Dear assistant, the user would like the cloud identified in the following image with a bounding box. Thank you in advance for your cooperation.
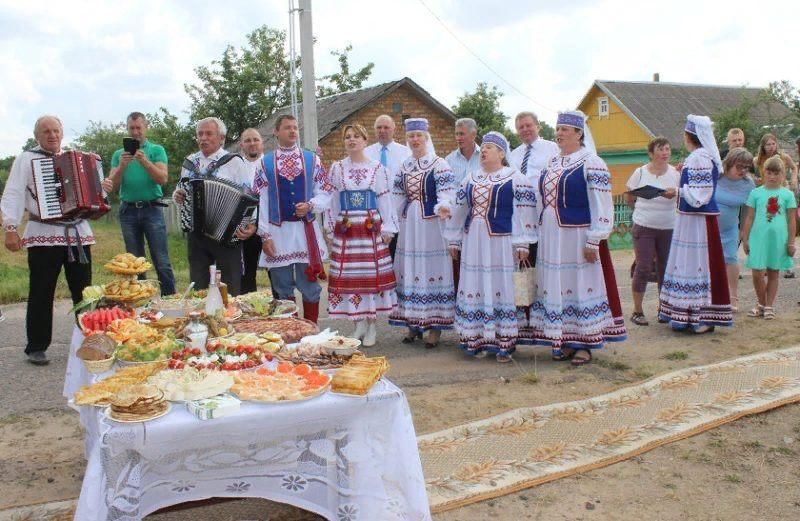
[0,0,797,156]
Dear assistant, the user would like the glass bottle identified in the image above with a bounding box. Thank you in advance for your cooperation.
[185,311,208,351]
[205,264,224,315]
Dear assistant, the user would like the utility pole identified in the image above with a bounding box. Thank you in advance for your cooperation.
[299,0,318,149]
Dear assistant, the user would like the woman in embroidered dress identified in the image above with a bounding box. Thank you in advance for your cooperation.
[527,110,626,366]
[658,115,733,333]
[326,124,398,346]
[389,118,456,348]
[445,132,536,363]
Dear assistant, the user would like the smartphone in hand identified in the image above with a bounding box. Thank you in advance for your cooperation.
[123,137,140,155]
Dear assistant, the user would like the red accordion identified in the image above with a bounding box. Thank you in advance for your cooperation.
[31,151,110,222]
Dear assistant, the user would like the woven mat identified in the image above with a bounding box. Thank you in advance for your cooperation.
[419,346,800,513]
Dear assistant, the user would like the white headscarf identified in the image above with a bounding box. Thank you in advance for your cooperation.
[556,110,596,155]
[404,118,436,157]
[686,114,722,171]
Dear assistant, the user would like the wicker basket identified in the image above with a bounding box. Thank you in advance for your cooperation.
[82,357,115,374]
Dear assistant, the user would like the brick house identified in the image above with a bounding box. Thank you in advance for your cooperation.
[246,77,458,167]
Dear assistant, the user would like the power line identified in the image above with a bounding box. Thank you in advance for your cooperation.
[416,0,558,113]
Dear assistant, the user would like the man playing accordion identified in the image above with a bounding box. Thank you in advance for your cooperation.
[1,115,94,365]
[173,117,255,296]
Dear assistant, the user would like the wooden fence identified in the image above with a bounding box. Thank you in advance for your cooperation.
[104,200,183,234]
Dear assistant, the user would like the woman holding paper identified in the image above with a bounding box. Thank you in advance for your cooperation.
[624,137,679,326]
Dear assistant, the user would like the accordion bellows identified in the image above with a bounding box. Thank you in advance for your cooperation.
[31,151,110,221]
[183,176,258,247]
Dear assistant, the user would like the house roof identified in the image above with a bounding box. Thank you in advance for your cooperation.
[579,80,795,147]
[239,77,456,153]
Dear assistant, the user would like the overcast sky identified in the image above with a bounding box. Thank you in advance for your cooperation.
[1,0,798,156]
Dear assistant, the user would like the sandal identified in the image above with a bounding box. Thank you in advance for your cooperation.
[763,307,775,320]
[425,330,442,349]
[692,325,715,334]
[784,270,795,279]
[630,312,649,326]
[747,304,764,318]
[730,297,739,313]
[552,347,576,361]
[496,353,512,363]
[571,349,592,366]
[401,331,422,344]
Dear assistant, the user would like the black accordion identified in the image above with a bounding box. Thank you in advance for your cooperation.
[185,176,259,247]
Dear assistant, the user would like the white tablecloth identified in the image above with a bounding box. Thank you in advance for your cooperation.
[66,328,432,521]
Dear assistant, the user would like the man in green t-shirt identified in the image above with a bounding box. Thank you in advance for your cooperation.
[102,112,176,295]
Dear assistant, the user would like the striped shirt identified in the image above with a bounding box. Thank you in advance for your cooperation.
[445,144,481,183]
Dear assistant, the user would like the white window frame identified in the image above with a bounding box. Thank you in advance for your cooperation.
[598,97,609,118]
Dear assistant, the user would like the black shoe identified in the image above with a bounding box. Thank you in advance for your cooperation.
[401,331,422,344]
[27,351,49,365]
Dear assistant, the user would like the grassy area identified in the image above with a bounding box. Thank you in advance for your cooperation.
[0,218,269,304]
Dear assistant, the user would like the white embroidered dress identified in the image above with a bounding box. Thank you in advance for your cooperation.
[445,166,536,356]
[326,158,399,320]
[1,149,95,249]
[389,154,456,333]
[255,146,331,269]
[658,148,733,329]
[527,150,626,352]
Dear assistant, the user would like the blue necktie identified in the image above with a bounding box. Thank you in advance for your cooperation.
[380,146,388,167]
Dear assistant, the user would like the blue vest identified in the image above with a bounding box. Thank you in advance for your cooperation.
[677,161,720,215]
[465,179,514,235]
[263,149,316,225]
[400,168,439,219]
[539,162,591,227]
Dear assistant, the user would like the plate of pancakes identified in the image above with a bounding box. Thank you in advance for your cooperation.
[105,383,171,422]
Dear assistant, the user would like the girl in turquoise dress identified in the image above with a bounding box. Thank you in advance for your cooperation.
[741,156,797,319]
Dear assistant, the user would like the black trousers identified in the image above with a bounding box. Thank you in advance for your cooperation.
[26,246,92,354]
[188,234,243,296]
[240,234,262,294]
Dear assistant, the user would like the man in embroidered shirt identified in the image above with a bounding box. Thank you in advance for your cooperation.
[1,115,94,365]
[509,111,558,267]
[255,114,332,323]
[238,127,267,294]
[365,114,410,260]
[102,112,175,295]
[173,117,255,296]
[444,117,480,183]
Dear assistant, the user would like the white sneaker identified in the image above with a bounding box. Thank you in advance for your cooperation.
[362,319,377,347]
[353,319,368,340]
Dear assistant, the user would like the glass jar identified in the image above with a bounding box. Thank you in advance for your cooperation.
[185,311,209,351]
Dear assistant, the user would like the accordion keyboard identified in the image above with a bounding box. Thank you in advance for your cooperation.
[32,157,63,220]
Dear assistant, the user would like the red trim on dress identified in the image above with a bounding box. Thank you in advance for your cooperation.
[705,215,731,306]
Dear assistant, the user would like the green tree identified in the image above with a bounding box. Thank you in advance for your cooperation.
[765,80,800,140]
[713,84,800,150]
[712,94,760,150]
[144,108,196,194]
[539,121,555,141]
[766,80,800,115]
[72,121,127,175]
[316,45,374,98]
[452,82,508,137]
[22,138,38,151]
[71,108,195,199]
[0,155,14,196]
[185,26,294,144]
